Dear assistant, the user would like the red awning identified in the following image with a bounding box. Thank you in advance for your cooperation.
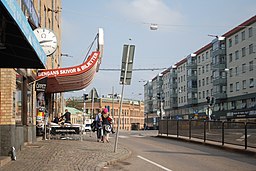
[37,51,100,93]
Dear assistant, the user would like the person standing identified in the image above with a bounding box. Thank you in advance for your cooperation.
[61,109,71,124]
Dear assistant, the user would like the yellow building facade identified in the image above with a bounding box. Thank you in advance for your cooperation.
[0,0,62,156]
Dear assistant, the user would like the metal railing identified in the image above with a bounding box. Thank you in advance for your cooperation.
[159,120,256,149]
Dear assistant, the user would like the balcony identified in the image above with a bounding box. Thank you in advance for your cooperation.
[187,98,198,105]
[187,74,197,81]
[170,93,178,98]
[187,63,197,69]
[170,83,177,89]
[212,48,226,57]
[213,92,227,99]
[213,77,227,86]
[212,63,226,70]
[187,87,198,93]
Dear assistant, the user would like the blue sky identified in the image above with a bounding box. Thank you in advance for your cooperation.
[61,0,256,100]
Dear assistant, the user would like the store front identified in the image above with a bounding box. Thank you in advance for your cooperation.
[0,0,46,156]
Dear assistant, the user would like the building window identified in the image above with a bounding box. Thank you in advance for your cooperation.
[206,77,209,85]
[199,92,201,99]
[229,68,233,77]
[241,31,245,41]
[235,50,239,60]
[249,61,254,71]
[198,80,201,87]
[206,52,209,59]
[235,35,239,44]
[242,80,246,89]
[228,38,232,47]
[229,53,233,62]
[230,83,233,92]
[235,67,239,76]
[231,101,236,110]
[242,47,246,57]
[202,79,205,86]
[202,54,204,61]
[206,64,209,72]
[236,82,240,91]
[242,63,246,73]
[16,72,23,125]
[249,27,253,38]
[249,44,254,54]
[202,66,205,74]
[249,78,254,88]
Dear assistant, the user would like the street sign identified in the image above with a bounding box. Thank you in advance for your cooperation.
[120,44,135,85]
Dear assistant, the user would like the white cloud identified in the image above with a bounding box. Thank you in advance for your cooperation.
[110,0,183,25]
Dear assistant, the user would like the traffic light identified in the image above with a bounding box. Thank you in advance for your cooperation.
[83,94,88,101]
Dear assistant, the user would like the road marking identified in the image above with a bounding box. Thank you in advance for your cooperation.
[137,155,173,171]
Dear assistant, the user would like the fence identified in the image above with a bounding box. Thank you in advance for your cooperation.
[159,120,256,149]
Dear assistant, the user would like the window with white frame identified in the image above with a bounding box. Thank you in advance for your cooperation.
[242,47,246,57]
[249,44,254,54]
[235,67,239,76]
[229,53,232,62]
[228,38,232,47]
[241,31,245,41]
[249,61,253,71]
[229,68,233,77]
[236,82,240,91]
[242,80,246,89]
[235,50,239,60]
[242,63,246,73]
[235,35,239,44]
[206,64,209,72]
[249,27,253,38]
[249,78,254,88]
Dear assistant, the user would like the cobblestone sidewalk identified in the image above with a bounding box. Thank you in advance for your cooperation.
[1,133,131,171]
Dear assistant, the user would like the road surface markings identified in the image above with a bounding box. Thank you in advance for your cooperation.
[137,155,173,171]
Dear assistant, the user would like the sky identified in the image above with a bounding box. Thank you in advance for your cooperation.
[61,0,256,100]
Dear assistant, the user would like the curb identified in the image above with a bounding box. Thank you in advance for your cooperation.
[95,146,132,171]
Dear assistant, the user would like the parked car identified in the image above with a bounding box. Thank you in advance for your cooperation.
[84,124,92,132]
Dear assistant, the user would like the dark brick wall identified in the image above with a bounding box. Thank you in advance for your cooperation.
[0,125,15,156]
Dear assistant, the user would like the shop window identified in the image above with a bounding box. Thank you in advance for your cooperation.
[16,73,23,125]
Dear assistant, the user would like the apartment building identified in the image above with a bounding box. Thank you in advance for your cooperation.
[66,93,145,131]
[144,15,256,125]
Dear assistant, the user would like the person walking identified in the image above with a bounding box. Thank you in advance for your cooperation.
[102,108,111,143]
[95,109,103,142]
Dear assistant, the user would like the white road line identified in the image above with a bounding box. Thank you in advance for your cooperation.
[137,155,173,171]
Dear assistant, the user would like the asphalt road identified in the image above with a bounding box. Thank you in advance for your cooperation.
[102,130,256,171]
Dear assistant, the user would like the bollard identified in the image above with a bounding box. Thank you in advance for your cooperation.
[10,147,17,160]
